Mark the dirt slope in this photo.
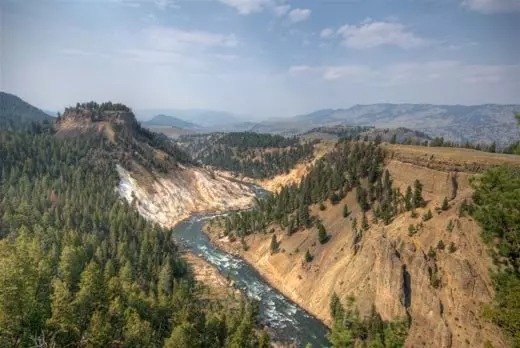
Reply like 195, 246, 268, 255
206, 147, 514, 348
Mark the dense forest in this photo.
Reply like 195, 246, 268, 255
181, 132, 316, 179
119, 122, 195, 172
0, 126, 269, 347
221, 140, 417, 239
470, 165, 520, 347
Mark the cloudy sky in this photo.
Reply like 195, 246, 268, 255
1, 0, 520, 118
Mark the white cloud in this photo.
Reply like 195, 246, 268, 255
337, 21, 429, 49
288, 60, 520, 88
288, 8, 311, 22
289, 65, 316, 74
143, 26, 238, 52
154, 0, 179, 10
323, 66, 373, 80
274, 4, 291, 16
462, 0, 520, 13
219, 0, 274, 14
113, 0, 179, 9
320, 28, 335, 39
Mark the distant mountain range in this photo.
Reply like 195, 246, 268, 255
2, 93, 519, 145
143, 114, 201, 130
253, 104, 520, 145
0, 92, 54, 130
136, 109, 241, 128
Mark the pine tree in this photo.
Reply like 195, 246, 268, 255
318, 223, 328, 244
343, 204, 350, 218
158, 260, 173, 296
362, 212, 369, 231
305, 249, 313, 262
270, 234, 279, 254
404, 186, 413, 211
441, 197, 449, 211
423, 209, 433, 221
413, 180, 424, 208
351, 217, 358, 230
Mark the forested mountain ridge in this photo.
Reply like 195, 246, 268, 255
0, 128, 269, 347
50, 101, 256, 228
205, 140, 520, 347
180, 132, 317, 179
54, 102, 194, 172
0, 91, 54, 130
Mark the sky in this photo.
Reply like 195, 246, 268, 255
1, 0, 520, 119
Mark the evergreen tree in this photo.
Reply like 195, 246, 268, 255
404, 186, 413, 211
413, 180, 424, 208
343, 204, 350, 218
441, 197, 449, 211
318, 223, 328, 244
362, 212, 369, 231
305, 249, 313, 262
270, 234, 279, 254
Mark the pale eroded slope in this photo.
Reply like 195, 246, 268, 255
117, 164, 256, 227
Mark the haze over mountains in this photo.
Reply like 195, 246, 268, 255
253, 104, 520, 145
2, 91, 520, 146
143, 114, 202, 130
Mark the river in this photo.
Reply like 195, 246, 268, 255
172, 214, 330, 347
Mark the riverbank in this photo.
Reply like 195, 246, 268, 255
172, 216, 330, 347
203, 220, 333, 328
183, 251, 242, 302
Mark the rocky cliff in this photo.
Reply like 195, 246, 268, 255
117, 164, 255, 228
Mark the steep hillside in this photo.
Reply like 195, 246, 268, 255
0, 91, 53, 130
54, 102, 257, 226
180, 132, 317, 179
254, 104, 520, 145
117, 164, 255, 228
206, 142, 520, 347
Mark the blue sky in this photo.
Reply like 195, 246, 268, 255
2, 0, 520, 118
